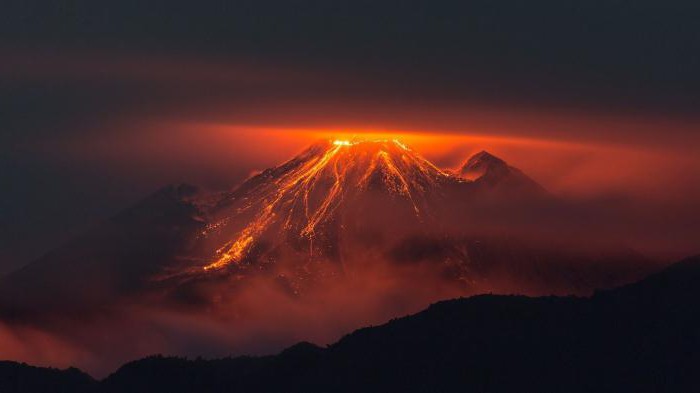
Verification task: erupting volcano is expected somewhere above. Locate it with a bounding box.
[200,139,453,272]
[0,138,658,377]
[0,139,649,317]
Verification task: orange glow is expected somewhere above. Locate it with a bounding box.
[51,120,700,259]
[202,139,452,271]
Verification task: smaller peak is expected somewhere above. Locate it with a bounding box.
[461,150,507,173]
[459,150,510,181]
[459,151,546,194]
[467,150,505,165]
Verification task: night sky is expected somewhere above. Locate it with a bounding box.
[2,0,699,272]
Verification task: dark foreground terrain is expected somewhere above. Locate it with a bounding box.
[2,255,699,393]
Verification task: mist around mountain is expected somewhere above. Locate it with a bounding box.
[0,140,659,375]
[2,254,698,393]
[0,141,650,312]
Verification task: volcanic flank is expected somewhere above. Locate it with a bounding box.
[199,140,455,272]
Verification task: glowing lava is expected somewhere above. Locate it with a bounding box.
[202,139,453,271]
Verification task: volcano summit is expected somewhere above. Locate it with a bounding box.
[202,139,451,271]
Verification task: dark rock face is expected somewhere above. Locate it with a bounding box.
[0,361,95,393]
[3,255,699,393]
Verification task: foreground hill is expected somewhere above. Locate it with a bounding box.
[2,255,698,393]
[0,361,94,393]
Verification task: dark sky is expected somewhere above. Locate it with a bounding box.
[1,0,699,272]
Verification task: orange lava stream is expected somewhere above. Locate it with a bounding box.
[205,143,344,270]
[203,139,451,271]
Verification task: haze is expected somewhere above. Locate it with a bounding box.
[1,1,699,379]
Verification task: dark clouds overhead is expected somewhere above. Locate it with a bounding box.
[2,0,699,114]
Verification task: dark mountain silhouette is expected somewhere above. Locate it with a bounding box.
[0,361,95,393]
[2,255,698,393]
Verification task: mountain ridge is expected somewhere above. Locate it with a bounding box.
[1,254,698,393]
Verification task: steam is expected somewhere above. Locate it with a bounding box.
[0,259,467,377]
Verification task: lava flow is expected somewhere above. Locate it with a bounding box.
[202,139,454,271]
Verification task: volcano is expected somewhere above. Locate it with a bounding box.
[199,139,454,272]
[460,150,545,194]
[0,140,650,315]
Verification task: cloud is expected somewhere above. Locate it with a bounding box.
[0,259,468,377]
